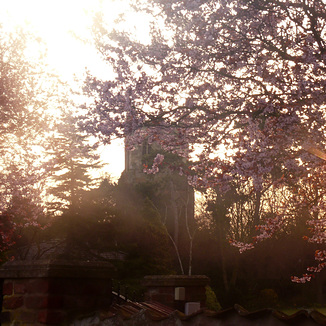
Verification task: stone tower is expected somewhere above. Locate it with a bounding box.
[121,138,195,270]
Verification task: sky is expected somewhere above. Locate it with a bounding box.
[0,0,141,180]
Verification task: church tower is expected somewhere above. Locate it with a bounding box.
[120,137,195,270]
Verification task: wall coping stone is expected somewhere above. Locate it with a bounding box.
[143,275,210,287]
[0,259,115,279]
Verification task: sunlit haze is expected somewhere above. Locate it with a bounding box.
[0,0,139,180]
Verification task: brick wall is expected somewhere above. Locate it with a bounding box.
[0,260,114,325]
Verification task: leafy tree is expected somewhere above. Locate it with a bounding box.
[85,0,326,281]
[0,213,15,261]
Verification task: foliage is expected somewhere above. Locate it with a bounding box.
[47,109,102,215]
[42,176,174,276]
[0,213,15,260]
[0,27,62,254]
[205,285,222,311]
[41,178,118,259]
[120,140,196,275]
[85,0,326,281]
[114,176,175,276]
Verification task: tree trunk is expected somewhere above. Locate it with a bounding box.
[253,190,261,233]
[170,181,179,247]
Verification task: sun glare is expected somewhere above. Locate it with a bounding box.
[0,0,126,79]
[0,0,136,179]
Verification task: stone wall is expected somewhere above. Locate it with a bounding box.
[0,260,114,325]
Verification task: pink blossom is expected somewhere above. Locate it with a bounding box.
[86,0,326,281]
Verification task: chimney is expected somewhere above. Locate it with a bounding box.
[143,275,210,314]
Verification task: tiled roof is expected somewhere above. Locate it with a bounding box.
[75,302,326,326]
[109,301,176,320]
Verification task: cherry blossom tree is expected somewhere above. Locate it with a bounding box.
[0,28,63,256]
[85,0,326,280]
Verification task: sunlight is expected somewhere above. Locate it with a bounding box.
[0,0,121,79]
[0,0,136,179]
[0,0,150,80]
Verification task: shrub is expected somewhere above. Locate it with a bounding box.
[206,286,222,311]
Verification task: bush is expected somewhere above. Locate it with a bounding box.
[206,286,222,311]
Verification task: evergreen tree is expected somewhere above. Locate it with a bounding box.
[47,110,102,216]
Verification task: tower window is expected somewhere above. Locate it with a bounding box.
[142,141,152,156]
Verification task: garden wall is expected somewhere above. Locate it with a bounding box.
[0,259,114,325]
